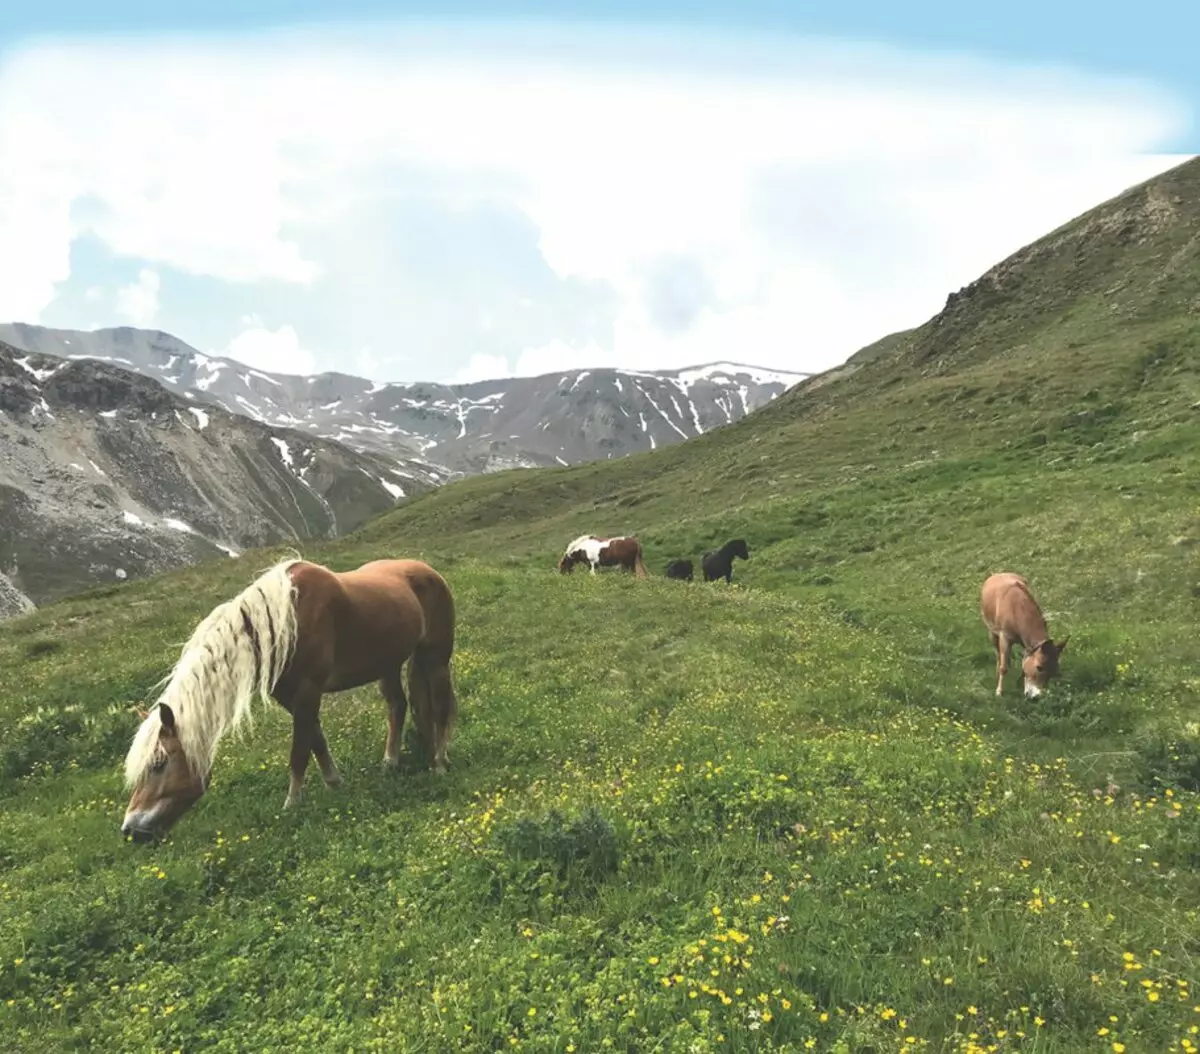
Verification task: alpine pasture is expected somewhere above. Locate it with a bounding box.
[3,160,1200,1052]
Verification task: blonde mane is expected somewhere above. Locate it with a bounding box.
[123,558,302,787]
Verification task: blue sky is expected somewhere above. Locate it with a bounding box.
[0,2,1192,381]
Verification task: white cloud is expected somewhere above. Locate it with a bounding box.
[0,23,1189,379]
[222,319,316,375]
[114,267,160,327]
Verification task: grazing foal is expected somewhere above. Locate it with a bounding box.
[665,559,694,581]
[701,539,750,583]
[980,572,1069,697]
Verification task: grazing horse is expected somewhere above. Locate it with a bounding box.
[702,539,750,583]
[558,534,648,578]
[665,559,694,581]
[980,571,1069,697]
[121,556,458,842]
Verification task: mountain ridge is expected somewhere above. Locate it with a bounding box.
[0,322,807,475]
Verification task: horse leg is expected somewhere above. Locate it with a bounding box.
[993,633,1011,696]
[380,672,408,769]
[279,683,326,808]
[311,717,342,788]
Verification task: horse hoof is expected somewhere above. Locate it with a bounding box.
[283,792,303,809]
[325,774,344,788]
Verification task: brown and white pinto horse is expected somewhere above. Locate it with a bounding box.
[558,534,648,577]
[122,556,458,842]
[980,571,1069,698]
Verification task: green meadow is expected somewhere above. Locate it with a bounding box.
[2,161,1200,1052]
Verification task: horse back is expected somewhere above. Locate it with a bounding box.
[980,572,1046,641]
[288,559,453,690]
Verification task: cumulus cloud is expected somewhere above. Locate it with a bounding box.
[222,317,317,376]
[0,23,1188,380]
[114,267,160,327]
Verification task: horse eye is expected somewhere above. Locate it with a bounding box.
[150,757,168,774]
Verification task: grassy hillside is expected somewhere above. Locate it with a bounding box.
[2,157,1200,1053]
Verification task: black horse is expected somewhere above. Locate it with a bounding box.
[665,559,694,581]
[701,539,750,583]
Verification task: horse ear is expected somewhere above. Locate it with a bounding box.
[158,703,177,732]
[1055,636,1069,654]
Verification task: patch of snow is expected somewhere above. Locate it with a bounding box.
[639,385,688,440]
[736,384,751,416]
[14,356,59,382]
[320,399,342,410]
[555,455,568,466]
[673,361,806,388]
[115,568,127,580]
[123,511,146,527]
[188,407,209,430]
[568,372,589,392]
[214,542,240,558]
[246,369,281,386]
[161,374,180,385]
[379,477,405,499]
[163,518,196,534]
[270,437,293,467]
[233,395,266,422]
[99,409,119,419]
[86,457,106,477]
[67,353,134,366]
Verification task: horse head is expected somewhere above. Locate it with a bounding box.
[558,551,581,574]
[122,703,209,843]
[1021,637,1069,697]
[730,539,750,561]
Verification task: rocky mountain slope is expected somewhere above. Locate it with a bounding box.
[0,324,805,473]
[0,341,437,613]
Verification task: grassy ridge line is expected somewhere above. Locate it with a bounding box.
[2,568,1198,1052]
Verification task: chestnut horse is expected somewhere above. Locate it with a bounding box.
[121,556,458,842]
[558,534,648,577]
[980,571,1069,697]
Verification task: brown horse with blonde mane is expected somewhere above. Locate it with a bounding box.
[980,571,1069,698]
[558,534,648,577]
[121,556,458,842]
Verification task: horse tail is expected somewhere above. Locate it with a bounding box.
[406,566,458,772]
[634,541,648,579]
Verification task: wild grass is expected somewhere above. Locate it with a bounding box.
[1,548,1198,1052]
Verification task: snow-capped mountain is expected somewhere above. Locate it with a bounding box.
[0,325,807,474]
[0,340,438,615]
